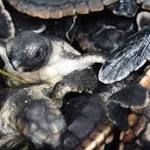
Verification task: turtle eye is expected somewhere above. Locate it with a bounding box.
[35,50,42,58]
[34,45,45,59]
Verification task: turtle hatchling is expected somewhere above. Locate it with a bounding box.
[0,31,105,106]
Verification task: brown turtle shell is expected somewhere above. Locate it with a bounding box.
[5,0,117,19]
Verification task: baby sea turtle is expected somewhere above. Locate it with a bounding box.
[0,84,66,149]
[0,31,104,106]
[0,0,15,42]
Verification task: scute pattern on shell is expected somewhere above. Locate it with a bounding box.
[5,0,109,19]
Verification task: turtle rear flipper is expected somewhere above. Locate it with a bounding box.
[107,101,130,130]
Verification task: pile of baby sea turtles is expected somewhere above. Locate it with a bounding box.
[1,0,150,149]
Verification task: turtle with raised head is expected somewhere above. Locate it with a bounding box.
[0,31,105,106]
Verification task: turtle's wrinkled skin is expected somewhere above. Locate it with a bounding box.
[0,84,66,148]
[5,0,118,19]
[0,0,15,42]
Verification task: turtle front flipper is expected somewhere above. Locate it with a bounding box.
[51,69,98,107]
[74,53,106,69]
[0,0,15,42]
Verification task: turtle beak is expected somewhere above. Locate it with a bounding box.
[16,101,66,148]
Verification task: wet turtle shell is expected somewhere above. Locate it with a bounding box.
[0,0,15,42]
[5,0,118,19]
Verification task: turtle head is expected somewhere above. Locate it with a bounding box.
[7,31,52,72]
[16,99,66,148]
